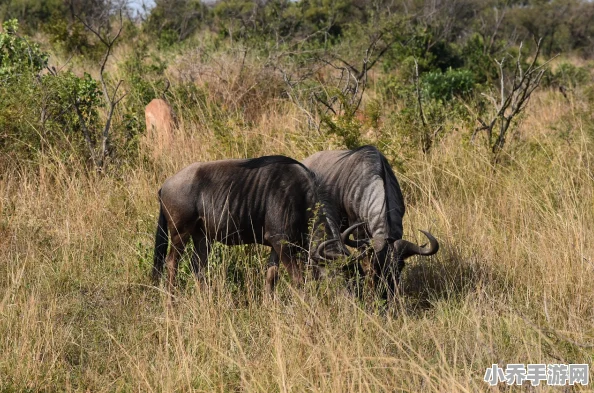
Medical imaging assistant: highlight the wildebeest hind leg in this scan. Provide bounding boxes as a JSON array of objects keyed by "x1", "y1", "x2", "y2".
[{"x1": 166, "y1": 232, "x2": 190, "y2": 293}]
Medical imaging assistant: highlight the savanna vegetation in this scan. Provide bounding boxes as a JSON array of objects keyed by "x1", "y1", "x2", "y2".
[{"x1": 1, "y1": 0, "x2": 594, "y2": 391}]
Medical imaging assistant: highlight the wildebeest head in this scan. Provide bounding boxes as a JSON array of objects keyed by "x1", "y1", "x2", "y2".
[{"x1": 367, "y1": 230, "x2": 439, "y2": 297}]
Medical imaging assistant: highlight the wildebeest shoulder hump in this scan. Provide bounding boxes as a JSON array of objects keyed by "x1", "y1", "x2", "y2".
[
  {"x1": 338, "y1": 145, "x2": 381, "y2": 160},
  {"x1": 239, "y1": 155, "x2": 307, "y2": 170}
]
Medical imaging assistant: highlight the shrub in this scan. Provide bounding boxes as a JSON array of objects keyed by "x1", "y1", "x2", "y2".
[
  {"x1": 44, "y1": 17, "x2": 102, "y2": 60},
  {"x1": 422, "y1": 67, "x2": 475, "y2": 102},
  {"x1": 460, "y1": 33, "x2": 501, "y2": 84},
  {"x1": 0, "y1": 19, "x2": 48, "y2": 78},
  {"x1": 542, "y1": 62, "x2": 591, "y2": 89},
  {"x1": 145, "y1": 0, "x2": 209, "y2": 45},
  {"x1": 0, "y1": 19, "x2": 110, "y2": 166}
]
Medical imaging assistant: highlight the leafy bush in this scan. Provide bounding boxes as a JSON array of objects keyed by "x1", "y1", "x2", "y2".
[
  {"x1": 1, "y1": 69, "x2": 103, "y2": 161},
  {"x1": 460, "y1": 33, "x2": 501, "y2": 84},
  {"x1": 0, "y1": 19, "x2": 48, "y2": 78},
  {"x1": 542, "y1": 62, "x2": 591, "y2": 89},
  {"x1": 44, "y1": 17, "x2": 102, "y2": 59},
  {"x1": 381, "y1": 26, "x2": 462, "y2": 77},
  {"x1": 120, "y1": 41, "x2": 168, "y2": 108},
  {"x1": 0, "y1": 0, "x2": 64, "y2": 33},
  {"x1": 44, "y1": 71, "x2": 102, "y2": 133},
  {"x1": 145, "y1": 0, "x2": 209, "y2": 46},
  {"x1": 0, "y1": 19, "x2": 109, "y2": 166},
  {"x1": 322, "y1": 112, "x2": 362, "y2": 150},
  {"x1": 422, "y1": 67, "x2": 475, "y2": 102}
]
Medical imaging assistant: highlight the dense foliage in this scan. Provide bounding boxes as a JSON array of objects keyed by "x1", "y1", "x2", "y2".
[
  {"x1": 1, "y1": 2, "x2": 594, "y2": 392},
  {"x1": 1, "y1": 0, "x2": 593, "y2": 168}
]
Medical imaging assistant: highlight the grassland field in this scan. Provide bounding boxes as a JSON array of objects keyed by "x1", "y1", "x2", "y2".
[{"x1": 1, "y1": 42, "x2": 594, "y2": 392}]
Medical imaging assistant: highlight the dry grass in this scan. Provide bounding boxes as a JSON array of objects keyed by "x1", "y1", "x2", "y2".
[{"x1": 1, "y1": 55, "x2": 594, "y2": 392}]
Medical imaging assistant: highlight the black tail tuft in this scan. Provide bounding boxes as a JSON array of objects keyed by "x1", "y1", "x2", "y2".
[{"x1": 152, "y1": 193, "x2": 168, "y2": 283}]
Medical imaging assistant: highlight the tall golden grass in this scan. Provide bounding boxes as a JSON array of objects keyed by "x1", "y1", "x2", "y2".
[{"x1": 1, "y1": 52, "x2": 593, "y2": 391}]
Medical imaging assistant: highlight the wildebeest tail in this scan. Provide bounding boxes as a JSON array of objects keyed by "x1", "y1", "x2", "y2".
[{"x1": 152, "y1": 191, "x2": 168, "y2": 282}]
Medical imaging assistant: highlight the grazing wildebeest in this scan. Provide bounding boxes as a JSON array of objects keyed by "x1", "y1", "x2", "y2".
[
  {"x1": 153, "y1": 155, "x2": 362, "y2": 294},
  {"x1": 302, "y1": 145, "x2": 439, "y2": 299}
]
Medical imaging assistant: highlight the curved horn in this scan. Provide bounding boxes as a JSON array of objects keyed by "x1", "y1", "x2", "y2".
[
  {"x1": 315, "y1": 238, "x2": 351, "y2": 261},
  {"x1": 341, "y1": 222, "x2": 369, "y2": 248},
  {"x1": 393, "y1": 230, "x2": 439, "y2": 259},
  {"x1": 315, "y1": 223, "x2": 368, "y2": 260}
]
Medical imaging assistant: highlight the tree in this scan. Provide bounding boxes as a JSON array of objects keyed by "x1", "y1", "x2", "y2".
[
  {"x1": 269, "y1": 14, "x2": 403, "y2": 147},
  {"x1": 74, "y1": 11, "x2": 126, "y2": 171},
  {"x1": 470, "y1": 39, "x2": 552, "y2": 158},
  {"x1": 146, "y1": 0, "x2": 208, "y2": 43},
  {"x1": 0, "y1": 0, "x2": 65, "y2": 33}
]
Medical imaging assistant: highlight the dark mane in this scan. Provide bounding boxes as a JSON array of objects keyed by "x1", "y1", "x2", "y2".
[
  {"x1": 239, "y1": 155, "x2": 306, "y2": 169},
  {"x1": 339, "y1": 145, "x2": 378, "y2": 160}
]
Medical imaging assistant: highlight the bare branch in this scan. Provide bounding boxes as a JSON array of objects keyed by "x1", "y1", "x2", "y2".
[
  {"x1": 361, "y1": 35, "x2": 398, "y2": 80},
  {"x1": 313, "y1": 92, "x2": 337, "y2": 116},
  {"x1": 74, "y1": 9, "x2": 125, "y2": 172},
  {"x1": 414, "y1": 58, "x2": 428, "y2": 130},
  {"x1": 473, "y1": 38, "x2": 549, "y2": 157},
  {"x1": 331, "y1": 55, "x2": 360, "y2": 76},
  {"x1": 73, "y1": 102, "x2": 98, "y2": 168}
]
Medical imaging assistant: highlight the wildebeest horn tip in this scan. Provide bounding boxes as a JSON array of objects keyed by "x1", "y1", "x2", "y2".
[{"x1": 394, "y1": 229, "x2": 439, "y2": 259}]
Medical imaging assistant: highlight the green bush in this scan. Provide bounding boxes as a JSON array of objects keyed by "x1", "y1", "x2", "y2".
[
  {"x1": 460, "y1": 34, "x2": 501, "y2": 84},
  {"x1": 0, "y1": 19, "x2": 48, "y2": 78},
  {"x1": 1, "y1": 69, "x2": 103, "y2": 161},
  {"x1": 0, "y1": 19, "x2": 109, "y2": 165},
  {"x1": 44, "y1": 17, "x2": 102, "y2": 60},
  {"x1": 381, "y1": 26, "x2": 462, "y2": 76},
  {"x1": 542, "y1": 62, "x2": 591, "y2": 89},
  {"x1": 0, "y1": 0, "x2": 64, "y2": 34},
  {"x1": 145, "y1": 0, "x2": 209, "y2": 45},
  {"x1": 322, "y1": 113, "x2": 362, "y2": 150},
  {"x1": 120, "y1": 42, "x2": 168, "y2": 108},
  {"x1": 421, "y1": 67, "x2": 475, "y2": 102},
  {"x1": 44, "y1": 71, "x2": 101, "y2": 133}
]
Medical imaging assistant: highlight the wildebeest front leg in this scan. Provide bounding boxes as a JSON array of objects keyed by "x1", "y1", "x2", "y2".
[
  {"x1": 279, "y1": 247, "x2": 303, "y2": 287},
  {"x1": 266, "y1": 250, "x2": 280, "y2": 295},
  {"x1": 166, "y1": 232, "x2": 189, "y2": 293},
  {"x1": 269, "y1": 241, "x2": 303, "y2": 293}
]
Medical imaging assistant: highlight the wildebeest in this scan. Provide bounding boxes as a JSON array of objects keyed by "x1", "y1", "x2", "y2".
[
  {"x1": 153, "y1": 155, "x2": 362, "y2": 294},
  {"x1": 302, "y1": 145, "x2": 439, "y2": 299},
  {"x1": 144, "y1": 98, "x2": 176, "y2": 158}
]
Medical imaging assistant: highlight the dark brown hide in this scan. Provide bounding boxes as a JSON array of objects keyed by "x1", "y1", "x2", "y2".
[{"x1": 153, "y1": 155, "x2": 351, "y2": 294}]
